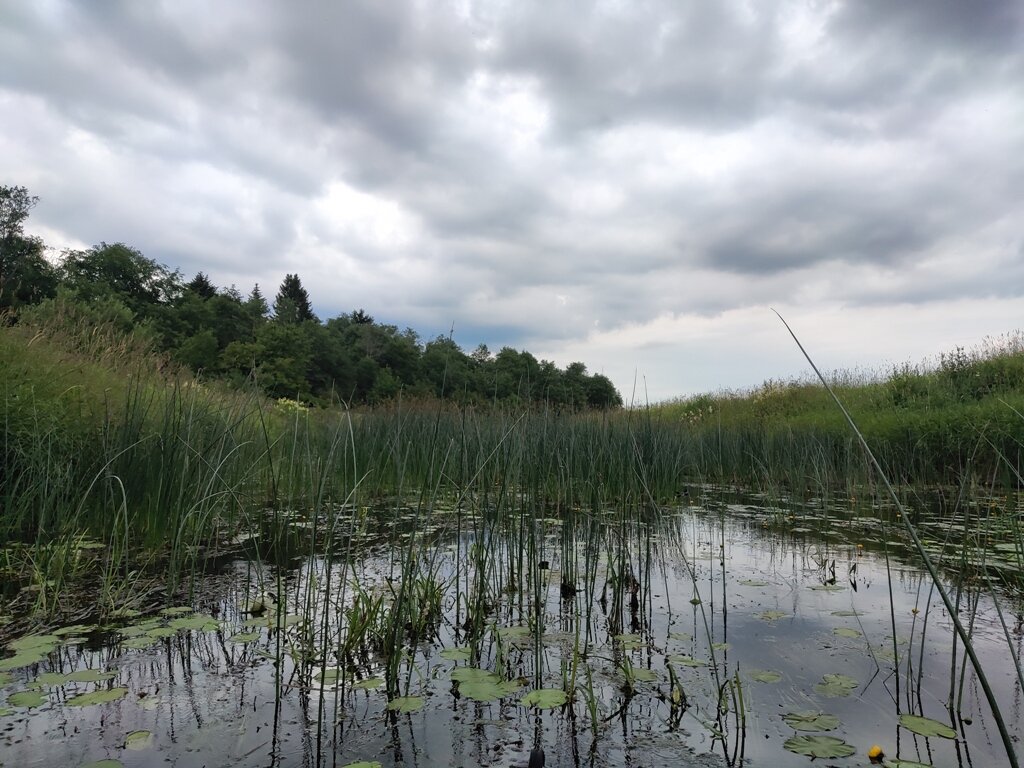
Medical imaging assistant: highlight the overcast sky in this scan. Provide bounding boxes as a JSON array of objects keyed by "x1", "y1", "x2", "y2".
[{"x1": 3, "y1": 1, "x2": 1023, "y2": 401}]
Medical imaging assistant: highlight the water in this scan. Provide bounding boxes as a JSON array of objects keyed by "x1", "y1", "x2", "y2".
[{"x1": 1, "y1": 491, "x2": 1020, "y2": 767}]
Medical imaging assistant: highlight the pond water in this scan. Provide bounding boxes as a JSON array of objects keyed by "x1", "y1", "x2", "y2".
[{"x1": 1, "y1": 490, "x2": 1021, "y2": 768}]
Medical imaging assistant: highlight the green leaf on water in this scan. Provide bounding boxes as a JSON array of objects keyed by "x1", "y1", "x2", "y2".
[
  {"x1": 8, "y1": 634, "x2": 59, "y2": 652},
  {"x1": 146, "y1": 627, "x2": 178, "y2": 639},
  {"x1": 124, "y1": 730, "x2": 153, "y2": 750},
  {"x1": 0, "y1": 671, "x2": 11, "y2": 685},
  {"x1": 160, "y1": 606, "x2": 194, "y2": 616},
  {"x1": 0, "y1": 706, "x2": 14, "y2": 716},
  {"x1": 386, "y1": 696, "x2": 424, "y2": 713},
  {"x1": 7, "y1": 690, "x2": 46, "y2": 707},
  {"x1": 815, "y1": 673, "x2": 858, "y2": 697},
  {"x1": 739, "y1": 579, "x2": 769, "y2": 587},
  {"x1": 34, "y1": 672, "x2": 71, "y2": 686},
  {"x1": 341, "y1": 762, "x2": 382, "y2": 768},
  {"x1": 459, "y1": 678, "x2": 521, "y2": 701},
  {"x1": 80, "y1": 761, "x2": 124, "y2": 768},
  {"x1": 314, "y1": 668, "x2": 342, "y2": 684},
  {"x1": 0, "y1": 651, "x2": 46, "y2": 671},
  {"x1": 809, "y1": 584, "x2": 845, "y2": 592},
  {"x1": 833, "y1": 627, "x2": 862, "y2": 638},
  {"x1": 54, "y1": 624, "x2": 95, "y2": 637},
  {"x1": 898, "y1": 714, "x2": 956, "y2": 739},
  {"x1": 66, "y1": 687, "x2": 128, "y2": 707},
  {"x1": 521, "y1": 688, "x2": 568, "y2": 709},
  {"x1": 451, "y1": 667, "x2": 501, "y2": 684},
  {"x1": 782, "y1": 711, "x2": 840, "y2": 732},
  {"x1": 668, "y1": 632, "x2": 692, "y2": 642},
  {"x1": 229, "y1": 632, "x2": 261, "y2": 643},
  {"x1": 711, "y1": 642, "x2": 730, "y2": 651},
  {"x1": 758, "y1": 610, "x2": 788, "y2": 622},
  {"x1": 496, "y1": 625, "x2": 530, "y2": 639},
  {"x1": 748, "y1": 669, "x2": 782, "y2": 683},
  {"x1": 629, "y1": 668, "x2": 659, "y2": 682},
  {"x1": 351, "y1": 677, "x2": 384, "y2": 690},
  {"x1": 439, "y1": 647, "x2": 471, "y2": 661},
  {"x1": 613, "y1": 633, "x2": 644, "y2": 649},
  {"x1": 168, "y1": 615, "x2": 219, "y2": 631},
  {"x1": 666, "y1": 655, "x2": 706, "y2": 667},
  {"x1": 123, "y1": 636, "x2": 157, "y2": 650},
  {"x1": 67, "y1": 670, "x2": 116, "y2": 683},
  {"x1": 885, "y1": 760, "x2": 933, "y2": 768},
  {"x1": 783, "y1": 734, "x2": 856, "y2": 758},
  {"x1": 831, "y1": 610, "x2": 859, "y2": 617}
]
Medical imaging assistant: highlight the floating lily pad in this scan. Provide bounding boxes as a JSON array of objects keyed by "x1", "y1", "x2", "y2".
[
  {"x1": 81, "y1": 761, "x2": 124, "y2": 768},
  {"x1": 0, "y1": 706, "x2": 14, "y2": 716},
  {"x1": 748, "y1": 669, "x2": 782, "y2": 683},
  {"x1": 521, "y1": 688, "x2": 568, "y2": 709},
  {"x1": 123, "y1": 637, "x2": 157, "y2": 650},
  {"x1": 439, "y1": 647, "x2": 471, "y2": 661},
  {"x1": 815, "y1": 673, "x2": 858, "y2": 697},
  {"x1": 145, "y1": 627, "x2": 178, "y2": 639},
  {"x1": 666, "y1": 655, "x2": 706, "y2": 667},
  {"x1": 667, "y1": 632, "x2": 692, "y2": 642},
  {"x1": 613, "y1": 633, "x2": 644, "y2": 649},
  {"x1": 758, "y1": 610, "x2": 788, "y2": 622},
  {"x1": 496, "y1": 625, "x2": 530, "y2": 639},
  {"x1": 386, "y1": 696, "x2": 424, "y2": 713},
  {"x1": 168, "y1": 615, "x2": 219, "y2": 632},
  {"x1": 110, "y1": 608, "x2": 142, "y2": 618},
  {"x1": 711, "y1": 642, "x2": 730, "y2": 651},
  {"x1": 460, "y1": 678, "x2": 521, "y2": 701},
  {"x1": 160, "y1": 606, "x2": 194, "y2": 616},
  {"x1": 54, "y1": 624, "x2": 94, "y2": 637},
  {"x1": 783, "y1": 734, "x2": 856, "y2": 758},
  {"x1": 886, "y1": 760, "x2": 932, "y2": 768},
  {"x1": 899, "y1": 714, "x2": 956, "y2": 739},
  {"x1": 68, "y1": 670, "x2": 116, "y2": 683},
  {"x1": 833, "y1": 627, "x2": 862, "y2": 638},
  {"x1": 7, "y1": 690, "x2": 46, "y2": 708},
  {"x1": 229, "y1": 632, "x2": 260, "y2": 643},
  {"x1": 0, "y1": 651, "x2": 46, "y2": 671},
  {"x1": 66, "y1": 687, "x2": 128, "y2": 707},
  {"x1": 351, "y1": 677, "x2": 384, "y2": 691},
  {"x1": 314, "y1": 668, "x2": 342, "y2": 684},
  {"x1": 342, "y1": 762, "x2": 383, "y2": 768},
  {"x1": 831, "y1": 610, "x2": 860, "y2": 617},
  {"x1": 809, "y1": 584, "x2": 845, "y2": 592},
  {"x1": 451, "y1": 667, "x2": 501, "y2": 684},
  {"x1": 628, "y1": 668, "x2": 659, "y2": 682},
  {"x1": 783, "y1": 711, "x2": 840, "y2": 732},
  {"x1": 34, "y1": 672, "x2": 71, "y2": 686},
  {"x1": 8, "y1": 634, "x2": 59, "y2": 652},
  {"x1": 124, "y1": 730, "x2": 153, "y2": 750},
  {"x1": 0, "y1": 671, "x2": 11, "y2": 685},
  {"x1": 739, "y1": 579, "x2": 769, "y2": 587}
]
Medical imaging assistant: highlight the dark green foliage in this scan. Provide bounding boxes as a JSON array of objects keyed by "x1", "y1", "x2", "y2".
[
  {"x1": 0, "y1": 186, "x2": 57, "y2": 312},
  {"x1": 273, "y1": 273, "x2": 316, "y2": 324}
]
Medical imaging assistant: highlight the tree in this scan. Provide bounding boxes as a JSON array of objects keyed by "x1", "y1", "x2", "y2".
[
  {"x1": 60, "y1": 242, "x2": 180, "y2": 317},
  {"x1": 273, "y1": 273, "x2": 315, "y2": 324},
  {"x1": 185, "y1": 271, "x2": 217, "y2": 299},
  {"x1": 0, "y1": 185, "x2": 57, "y2": 312}
]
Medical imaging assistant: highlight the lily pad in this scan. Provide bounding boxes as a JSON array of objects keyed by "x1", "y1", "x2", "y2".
[
  {"x1": 81, "y1": 761, "x2": 124, "y2": 768},
  {"x1": 460, "y1": 678, "x2": 521, "y2": 701},
  {"x1": 711, "y1": 642, "x2": 730, "y2": 651},
  {"x1": 831, "y1": 610, "x2": 860, "y2": 617},
  {"x1": 8, "y1": 634, "x2": 59, "y2": 652},
  {"x1": 783, "y1": 711, "x2": 840, "y2": 732},
  {"x1": 451, "y1": 667, "x2": 501, "y2": 684},
  {"x1": 124, "y1": 730, "x2": 153, "y2": 750},
  {"x1": 229, "y1": 632, "x2": 261, "y2": 643},
  {"x1": 495, "y1": 625, "x2": 530, "y2": 639},
  {"x1": 123, "y1": 637, "x2": 157, "y2": 650},
  {"x1": 386, "y1": 696, "x2": 424, "y2": 713},
  {"x1": 521, "y1": 688, "x2": 568, "y2": 709},
  {"x1": 666, "y1": 655, "x2": 706, "y2": 667},
  {"x1": 34, "y1": 672, "x2": 71, "y2": 686},
  {"x1": 54, "y1": 624, "x2": 94, "y2": 637},
  {"x1": 833, "y1": 627, "x2": 862, "y2": 639},
  {"x1": 885, "y1": 761, "x2": 932, "y2": 768},
  {"x1": 0, "y1": 671, "x2": 11, "y2": 685},
  {"x1": 168, "y1": 615, "x2": 219, "y2": 631},
  {"x1": 809, "y1": 584, "x2": 845, "y2": 592},
  {"x1": 7, "y1": 690, "x2": 46, "y2": 708},
  {"x1": 668, "y1": 632, "x2": 692, "y2": 642},
  {"x1": 898, "y1": 714, "x2": 956, "y2": 739},
  {"x1": 439, "y1": 647, "x2": 471, "y2": 661},
  {"x1": 748, "y1": 669, "x2": 782, "y2": 683},
  {"x1": 0, "y1": 706, "x2": 14, "y2": 716},
  {"x1": 351, "y1": 677, "x2": 384, "y2": 691},
  {"x1": 0, "y1": 651, "x2": 46, "y2": 671},
  {"x1": 342, "y1": 762, "x2": 383, "y2": 768},
  {"x1": 314, "y1": 668, "x2": 342, "y2": 684},
  {"x1": 160, "y1": 606, "x2": 194, "y2": 616},
  {"x1": 66, "y1": 687, "x2": 129, "y2": 707},
  {"x1": 758, "y1": 610, "x2": 788, "y2": 622},
  {"x1": 739, "y1": 579, "x2": 769, "y2": 587},
  {"x1": 145, "y1": 627, "x2": 178, "y2": 639},
  {"x1": 628, "y1": 668, "x2": 659, "y2": 682},
  {"x1": 815, "y1": 673, "x2": 858, "y2": 697},
  {"x1": 783, "y1": 734, "x2": 856, "y2": 758}
]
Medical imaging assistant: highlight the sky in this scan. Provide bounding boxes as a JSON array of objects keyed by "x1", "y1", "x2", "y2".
[{"x1": 3, "y1": 1, "x2": 1023, "y2": 402}]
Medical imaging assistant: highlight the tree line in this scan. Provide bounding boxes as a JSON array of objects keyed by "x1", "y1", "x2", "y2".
[{"x1": 1, "y1": 185, "x2": 622, "y2": 408}]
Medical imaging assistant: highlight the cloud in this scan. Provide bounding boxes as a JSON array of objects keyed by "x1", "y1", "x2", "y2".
[{"x1": 2, "y1": 0, "x2": 1022, "y2": 399}]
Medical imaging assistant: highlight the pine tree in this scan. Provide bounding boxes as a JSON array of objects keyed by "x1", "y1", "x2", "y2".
[{"x1": 273, "y1": 273, "x2": 315, "y2": 324}]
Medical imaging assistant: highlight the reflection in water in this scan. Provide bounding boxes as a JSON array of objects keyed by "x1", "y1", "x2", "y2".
[{"x1": 1, "y1": 491, "x2": 1021, "y2": 767}]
